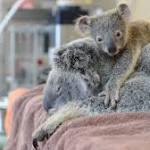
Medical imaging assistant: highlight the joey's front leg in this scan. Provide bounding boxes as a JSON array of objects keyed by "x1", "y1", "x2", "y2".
[
  {"x1": 101, "y1": 50, "x2": 131, "y2": 109},
  {"x1": 98, "y1": 84, "x2": 110, "y2": 107},
  {"x1": 98, "y1": 78, "x2": 120, "y2": 109}
]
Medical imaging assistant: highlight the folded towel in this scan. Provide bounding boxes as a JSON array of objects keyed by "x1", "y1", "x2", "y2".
[{"x1": 4, "y1": 85, "x2": 150, "y2": 150}]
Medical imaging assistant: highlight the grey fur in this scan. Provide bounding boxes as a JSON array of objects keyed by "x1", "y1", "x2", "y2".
[
  {"x1": 43, "y1": 69, "x2": 90, "y2": 112},
  {"x1": 43, "y1": 37, "x2": 114, "y2": 112},
  {"x1": 32, "y1": 7, "x2": 150, "y2": 147},
  {"x1": 76, "y1": 7, "x2": 129, "y2": 57},
  {"x1": 85, "y1": 44, "x2": 150, "y2": 113},
  {"x1": 32, "y1": 36, "x2": 150, "y2": 149},
  {"x1": 44, "y1": 39, "x2": 150, "y2": 114}
]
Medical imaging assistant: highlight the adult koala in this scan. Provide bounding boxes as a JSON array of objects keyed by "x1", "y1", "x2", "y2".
[
  {"x1": 32, "y1": 3, "x2": 150, "y2": 149},
  {"x1": 32, "y1": 38, "x2": 150, "y2": 149}
]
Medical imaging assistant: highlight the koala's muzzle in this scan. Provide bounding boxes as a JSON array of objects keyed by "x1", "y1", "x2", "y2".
[
  {"x1": 43, "y1": 92, "x2": 56, "y2": 112},
  {"x1": 108, "y1": 46, "x2": 117, "y2": 54},
  {"x1": 107, "y1": 42, "x2": 117, "y2": 55}
]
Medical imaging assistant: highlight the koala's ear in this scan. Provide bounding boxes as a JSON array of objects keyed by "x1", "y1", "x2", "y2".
[
  {"x1": 117, "y1": 2, "x2": 131, "y2": 20},
  {"x1": 75, "y1": 16, "x2": 91, "y2": 35}
]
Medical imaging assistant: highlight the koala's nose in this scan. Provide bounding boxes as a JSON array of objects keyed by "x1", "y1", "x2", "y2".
[
  {"x1": 43, "y1": 94, "x2": 52, "y2": 112},
  {"x1": 108, "y1": 44, "x2": 117, "y2": 54}
]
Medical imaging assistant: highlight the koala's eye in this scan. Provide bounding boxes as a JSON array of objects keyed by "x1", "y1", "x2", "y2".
[
  {"x1": 96, "y1": 36, "x2": 103, "y2": 43},
  {"x1": 56, "y1": 86, "x2": 62, "y2": 93},
  {"x1": 115, "y1": 30, "x2": 122, "y2": 38}
]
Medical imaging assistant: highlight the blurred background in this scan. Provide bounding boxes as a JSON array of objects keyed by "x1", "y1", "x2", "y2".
[{"x1": 0, "y1": 0, "x2": 149, "y2": 149}]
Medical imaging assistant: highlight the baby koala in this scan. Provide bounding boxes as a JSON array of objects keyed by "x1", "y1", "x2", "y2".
[{"x1": 76, "y1": 1, "x2": 150, "y2": 108}]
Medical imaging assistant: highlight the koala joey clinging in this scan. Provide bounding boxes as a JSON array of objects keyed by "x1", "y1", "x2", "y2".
[{"x1": 76, "y1": 2, "x2": 150, "y2": 108}]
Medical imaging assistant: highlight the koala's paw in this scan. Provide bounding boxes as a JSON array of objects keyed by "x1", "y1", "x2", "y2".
[
  {"x1": 110, "y1": 89, "x2": 120, "y2": 109},
  {"x1": 32, "y1": 126, "x2": 48, "y2": 150},
  {"x1": 32, "y1": 121, "x2": 61, "y2": 149},
  {"x1": 98, "y1": 90, "x2": 110, "y2": 108},
  {"x1": 98, "y1": 89, "x2": 119, "y2": 109}
]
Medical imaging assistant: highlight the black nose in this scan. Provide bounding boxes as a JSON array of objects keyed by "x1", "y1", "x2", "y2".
[
  {"x1": 108, "y1": 47, "x2": 117, "y2": 54},
  {"x1": 108, "y1": 44, "x2": 117, "y2": 54}
]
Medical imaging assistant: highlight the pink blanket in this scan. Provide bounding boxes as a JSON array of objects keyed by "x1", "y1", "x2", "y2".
[{"x1": 4, "y1": 85, "x2": 150, "y2": 150}]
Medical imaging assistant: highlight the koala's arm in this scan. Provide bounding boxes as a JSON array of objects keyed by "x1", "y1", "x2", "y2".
[
  {"x1": 32, "y1": 95, "x2": 112, "y2": 149},
  {"x1": 32, "y1": 101, "x2": 90, "y2": 149},
  {"x1": 138, "y1": 43, "x2": 150, "y2": 75},
  {"x1": 102, "y1": 50, "x2": 132, "y2": 107},
  {"x1": 109, "y1": 50, "x2": 131, "y2": 86},
  {"x1": 115, "y1": 44, "x2": 142, "y2": 99}
]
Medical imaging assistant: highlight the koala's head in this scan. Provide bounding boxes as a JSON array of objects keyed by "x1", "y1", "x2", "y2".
[
  {"x1": 43, "y1": 70, "x2": 89, "y2": 112},
  {"x1": 76, "y1": 3, "x2": 131, "y2": 56}
]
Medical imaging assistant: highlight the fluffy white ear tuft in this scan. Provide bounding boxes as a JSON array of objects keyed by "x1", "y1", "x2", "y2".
[
  {"x1": 117, "y1": 1, "x2": 131, "y2": 20},
  {"x1": 75, "y1": 16, "x2": 91, "y2": 36}
]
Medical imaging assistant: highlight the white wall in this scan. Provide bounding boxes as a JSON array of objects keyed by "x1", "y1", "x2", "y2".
[
  {"x1": 132, "y1": 0, "x2": 150, "y2": 20},
  {"x1": 115, "y1": 0, "x2": 150, "y2": 20}
]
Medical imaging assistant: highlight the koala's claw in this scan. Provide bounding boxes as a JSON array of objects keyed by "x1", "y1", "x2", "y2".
[
  {"x1": 98, "y1": 91, "x2": 110, "y2": 108},
  {"x1": 99, "y1": 88, "x2": 120, "y2": 109},
  {"x1": 45, "y1": 133, "x2": 49, "y2": 140},
  {"x1": 32, "y1": 128, "x2": 48, "y2": 150},
  {"x1": 110, "y1": 99, "x2": 117, "y2": 110},
  {"x1": 32, "y1": 121, "x2": 62, "y2": 149},
  {"x1": 104, "y1": 93, "x2": 111, "y2": 108},
  {"x1": 114, "y1": 90, "x2": 120, "y2": 102},
  {"x1": 110, "y1": 90, "x2": 120, "y2": 109},
  {"x1": 33, "y1": 138, "x2": 39, "y2": 150}
]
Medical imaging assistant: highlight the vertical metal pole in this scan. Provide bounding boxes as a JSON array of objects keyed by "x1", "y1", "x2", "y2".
[
  {"x1": 10, "y1": 27, "x2": 16, "y2": 90},
  {"x1": 0, "y1": 0, "x2": 3, "y2": 95},
  {"x1": 33, "y1": 30, "x2": 38, "y2": 85},
  {"x1": 55, "y1": 24, "x2": 61, "y2": 48},
  {"x1": 25, "y1": 31, "x2": 31, "y2": 86}
]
